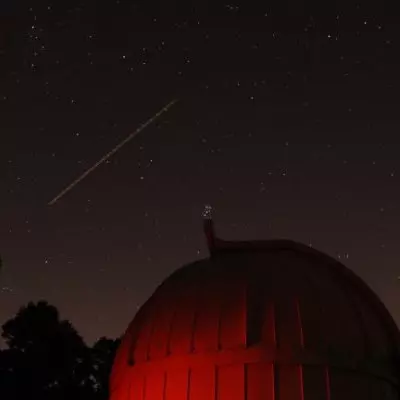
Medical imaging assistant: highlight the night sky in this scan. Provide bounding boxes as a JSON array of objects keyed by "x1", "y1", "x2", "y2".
[{"x1": 1, "y1": 0, "x2": 399, "y2": 345}]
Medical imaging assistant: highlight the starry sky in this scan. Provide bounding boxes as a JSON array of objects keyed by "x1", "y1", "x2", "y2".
[{"x1": 1, "y1": 0, "x2": 399, "y2": 345}]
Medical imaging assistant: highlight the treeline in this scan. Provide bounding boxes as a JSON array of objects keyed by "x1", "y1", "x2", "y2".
[{"x1": 0, "y1": 300, "x2": 120, "y2": 400}]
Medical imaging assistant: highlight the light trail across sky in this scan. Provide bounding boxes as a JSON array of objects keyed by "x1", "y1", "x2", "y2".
[{"x1": 48, "y1": 99, "x2": 178, "y2": 205}]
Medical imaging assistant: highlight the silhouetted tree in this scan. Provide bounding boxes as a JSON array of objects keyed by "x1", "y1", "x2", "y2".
[
  {"x1": 1, "y1": 301, "x2": 93, "y2": 399},
  {"x1": 0, "y1": 346, "x2": 21, "y2": 398},
  {"x1": 0, "y1": 300, "x2": 120, "y2": 400},
  {"x1": 91, "y1": 337, "x2": 121, "y2": 399}
]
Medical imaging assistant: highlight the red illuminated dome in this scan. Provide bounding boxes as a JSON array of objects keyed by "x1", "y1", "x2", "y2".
[{"x1": 110, "y1": 220, "x2": 400, "y2": 400}]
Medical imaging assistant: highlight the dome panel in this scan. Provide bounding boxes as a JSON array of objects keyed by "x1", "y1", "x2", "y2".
[
  {"x1": 192, "y1": 281, "x2": 221, "y2": 352},
  {"x1": 302, "y1": 366, "x2": 329, "y2": 400},
  {"x1": 329, "y1": 369, "x2": 380, "y2": 399},
  {"x1": 188, "y1": 366, "x2": 215, "y2": 400},
  {"x1": 132, "y1": 305, "x2": 154, "y2": 362},
  {"x1": 218, "y1": 280, "x2": 247, "y2": 349},
  {"x1": 147, "y1": 300, "x2": 175, "y2": 360},
  {"x1": 129, "y1": 372, "x2": 144, "y2": 400},
  {"x1": 297, "y1": 295, "x2": 325, "y2": 351},
  {"x1": 144, "y1": 369, "x2": 164, "y2": 400},
  {"x1": 260, "y1": 303, "x2": 277, "y2": 346},
  {"x1": 245, "y1": 362, "x2": 274, "y2": 400},
  {"x1": 350, "y1": 288, "x2": 393, "y2": 358},
  {"x1": 274, "y1": 296, "x2": 303, "y2": 349},
  {"x1": 292, "y1": 253, "x2": 366, "y2": 354},
  {"x1": 110, "y1": 237, "x2": 400, "y2": 400},
  {"x1": 168, "y1": 293, "x2": 197, "y2": 355},
  {"x1": 217, "y1": 364, "x2": 244, "y2": 400},
  {"x1": 164, "y1": 368, "x2": 188, "y2": 400},
  {"x1": 277, "y1": 364, "x2": 303, "y2": 400}
]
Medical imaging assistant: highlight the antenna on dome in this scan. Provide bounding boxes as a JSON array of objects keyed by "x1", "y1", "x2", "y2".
[{"x1": 202, "y1": 204, "x2": 216, "y2": 254}]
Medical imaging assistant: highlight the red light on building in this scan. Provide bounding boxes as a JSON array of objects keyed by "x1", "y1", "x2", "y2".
[{"x1": 110, "y1": 220, "x2": 400, "y2": 399}]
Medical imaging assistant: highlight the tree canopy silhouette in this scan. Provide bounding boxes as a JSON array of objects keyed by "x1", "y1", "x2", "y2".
[
  {"x1": 0, "y1": 300, "x2": 120, "y2": 400},
  {"x1": 91, "y1": 337, "x2": 121, "y2": 399}
]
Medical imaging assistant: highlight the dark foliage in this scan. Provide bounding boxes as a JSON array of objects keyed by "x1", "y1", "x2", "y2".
[{"x1": 0, "y1": 301, "x2": 120, "y2": 400}]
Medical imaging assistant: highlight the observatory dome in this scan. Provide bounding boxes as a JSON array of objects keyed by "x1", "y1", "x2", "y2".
[{"x1": 110, "y1": 221, "x2": 400, "y2": 400}]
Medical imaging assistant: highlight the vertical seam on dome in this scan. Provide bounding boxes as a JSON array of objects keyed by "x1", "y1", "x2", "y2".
[
  {"x1": 298, "y1": 254, "x2": 332, "y2": 351},
  {"x1": 142, "y1": 374, "x2": 147, "y2": 400},
  {"x1": 162, "y1": 371, "x2": 167, "y2": 400},
  {"x1": 245, "y1": 278, "x2": 260, "y2": 347},
  {"x1": 166, "y1": 307, "x2": 178, "y2": 357},
  {"x1": 190, "y1": 310, "x2": 198, "y2": 353},
  {"x1": 322, "y1": 258, "x2": 400, "y2": 356},
  {"x1": 127, "y1": 307, "x2": 148, "y2": 366},
  {"x1": 214, "y1": 365, "x2": 219, "y2": 400},
  {"x1": 273, "y1": 363, "x2": 278, "y2": 400},
  {"x1": 326, "y1": 264, "x2": 370, "y2": 357},
  {"x1": 296, "y1": 298, "x2": 305, "y2": 349},
  {"x1": 299, "y1": 364, "x2": 305, "y2": 400},
  {"x1": 186, "y1": 368, "x2": 191, "y2": 400},
  {"x1": 126, "y1": 379, "x2": 131, "y2": 400},
  {"x1": 245, "y1": 282, "x2": 250, "y2": 347},
  {"x1": 189, "y1": 287, "x2": 200, "y2": 353},
  {"x1": 217, "y1": 291, "x2": 223, "y2": 351},
  {"x1": 244, "y1": 363, "x2": 248, "y2": 400},
  {"x1": 342, "y1": 282, "x2": 370, "y2": 356},
  {"x1": 145, "y1": 303, "x2": 159, "y2": 361},
  {"x1": 324, "y1": 366, "x2": 331, "y2": 400},
  {"x1": 128, "y1": 331, "x2": 136, "y2": 366},
  {"x1": 241, "y1": 278, "x2": 248, "y2": 348},
  {"x1": 271, "y1": 303, "x2": 277, "y2": 348}
]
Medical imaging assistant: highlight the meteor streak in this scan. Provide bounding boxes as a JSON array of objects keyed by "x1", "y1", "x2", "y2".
[{"x1": 48, "y1": 99, "x2": 178, "y2": 205}]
